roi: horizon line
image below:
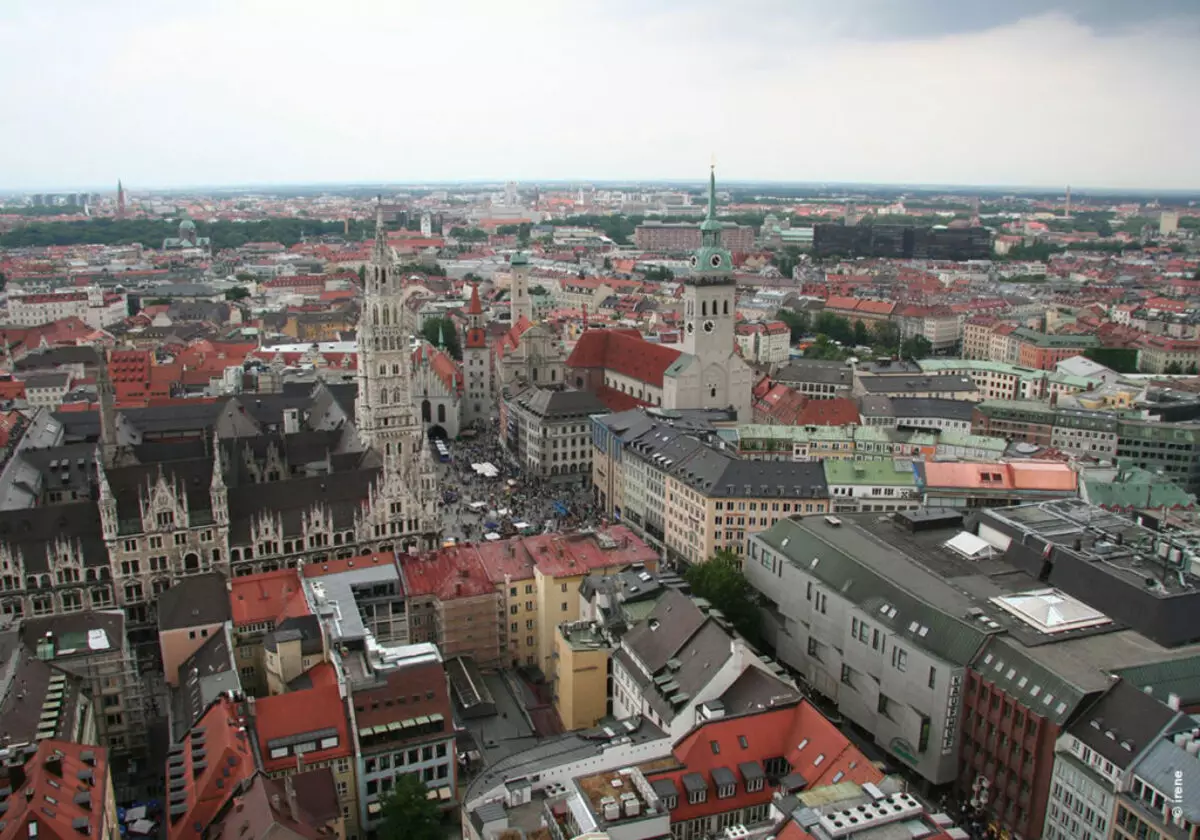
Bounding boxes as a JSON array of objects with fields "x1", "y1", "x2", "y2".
[{"x1": 3, "y1": 177, "x2": 1200, "y2": 197}]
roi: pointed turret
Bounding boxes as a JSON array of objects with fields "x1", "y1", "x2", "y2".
[
  {"x1": 436, "y1": 320, "x2": 446, "y2": 350},
  {"x1": 372, "y1": 196, "x2": 390, "y2": 266},
  {"x1": 466, "y1": 283, "x2": 483, "y2": 316},
  {"x1": 689, "y1": 164, "x2": 733, "y2": 281}
]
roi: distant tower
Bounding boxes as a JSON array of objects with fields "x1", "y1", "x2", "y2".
[
  {"x1": 504, "y1": 181, "x2": 518, "y2": 207},
  {"x1": 681, "y1": 165, "x2": 736, "y2": 362},
  {"x1": 509, "y1": 253, "x2": 533, "y2": 324},
  {"x1": 462, "y1": 283, "x2": 491, "y2": 425},
  {"x1": 420, "y1": 212, "x2": 432, "y2": 238},
  {"x1": 1064, "y1": 185, "x2": 1072, "y2": 219},
  {"x1": 970, "y1": 196, "x2": 981, "y2": 227},
  {"x1": 116, "y1": 180, "x2": 126, "y2": 219}
]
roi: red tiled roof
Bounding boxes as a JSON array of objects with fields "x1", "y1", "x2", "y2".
[
  {"x1": 254, "y1": 663, "x2": 351, "y2": 773},
  {"x1": 473, "y1": 538, "x2": 536, "y2": 584},
  {"x1": 565, "y1": 328, "x2": 681, "y2": 388},
  {"x1": 798, "y1": 397, "x2": 860, "y2": 427},
  {"x1": 592, "y1": 384, "x2": 651, "y2": 412},
  {"x1": 645, "y1": 701, "x2": 881, "y2": 827},
  {"x1": 922, "y1": 461, "x2": 1077, "y2": 492},
  {"x1": 228, "y1": 569, "x2": 310, "y2": 627},
  {"x1": 168, "y1": 696, "x2": 256, "y2": 840},
  {"x1": 401, "y1": 546, "x2": 495, "y2": 599},
  {"x1": 518, "y1": 526, "x2": 656, "y2": 578},
  {"x1": 352, "y1": 660, "x2": 452, "y2": 733},
  {"x1": 302, "y1": 552, "x2": 395, "y2": 578},
  {"x1": 0, "y1": 740, "x2": 112, "y2": 840}
]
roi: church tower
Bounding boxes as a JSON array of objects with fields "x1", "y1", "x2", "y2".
[
  {"x1": 462, "y1": 283, "x2": 491, "y2": 425},
  {"x1": 356, "y1": 201, "x2": 437, "y2": 527},
  {"x1": 509, "y1": 252, "x2": 533, "y2": 324},
  {"x1": 681, "y1": 165, "x2": 736, "y2": 362}
]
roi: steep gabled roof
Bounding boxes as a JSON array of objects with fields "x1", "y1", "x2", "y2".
[{"x1": 565, "y1": 328, "x2": 681, "y2": 388}]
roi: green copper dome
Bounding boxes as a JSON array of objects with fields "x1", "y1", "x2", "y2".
[
  {"x1": 689, "y1": 165, "x2": 732, "y2": 280},
  {"x1": 511, "y1": 251, "x2": 529, "y2": 267},
  {"x1": 179, "y1": 217, "x2": 197, "y2": 232}
]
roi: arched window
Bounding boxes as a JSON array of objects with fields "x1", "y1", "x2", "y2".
[
  {"x1": 701, "y1": 300, "x2": 707, "y2": 316},
  {"x1": 551, "y1": 369, "x2": 557, "y2": 382},
  {"x1": 184, "y1": 553, "x2": 200, "y2": 572},
  {"x1": 383, "y1": 307, "x2": 391, "y2": 326},
  {"x1": 380, "y1": 390, "x2": 388, "y2": 404},
  {"x1": 422, "y1": 400, "x2": 432, "y2": 422},
  {"x1": 710, "y1": 386, "x2": 717, "y2": 398},
  {"x1": 379, "y1": 364, "x2": 386, "y2": 375},
  {"x1": 723, "y1": 300, "x2": 729, "y2": 315},
  {"x1": 437, "y1": 403, "x2": 446, "y2": 422},
  {"x1": 231, "y1": 549, "x2": 241, "y2": 563},
  {"x1": 394, "y1": 387, "x2": 403, "y2": 403},
  {"x1": 373, "y1": 306, "x2": 380, "y2": 325}
]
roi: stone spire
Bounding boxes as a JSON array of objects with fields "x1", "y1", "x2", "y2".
[
  {"x1": 372, "y1": 196, "x2": 389, "y2": 266},
  {"x1": 96, "y1": 348, "x2": 118, "y2": 468},
  {"x1": 436, "y1": 320, "x2": 446, "y2": 350}
]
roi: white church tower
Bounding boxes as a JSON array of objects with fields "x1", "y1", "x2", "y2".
[
  {"x1": 666, "y1": 166, "x2": 753, "y2": 419},
  {"x1": 509, "y1": 252, "x2": 534, "y2": 325},
  {"x1": 356, "y1": 200, "x2": 439, "y2": 548},
  {"x1": 462, "y1": 283, "x2": 492, "y2": 425}
]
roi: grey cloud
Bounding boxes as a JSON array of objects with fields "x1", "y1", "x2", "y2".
[{"x1": 825, "y1": 0, "x2": 1200, "y2": 39}]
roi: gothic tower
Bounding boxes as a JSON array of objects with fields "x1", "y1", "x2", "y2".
[
  {"x1": 509, "y1": 252, "x2": 533, "y2": 324},
  {"x1": 356, "y1": 202, "x2": 437, "y2": 508},
  {"x1": 462, "y1": 283, "x2": 491, "y2": 425},
  {"x1": 681, "y1": 165, "x2": 736, "y2": 362}
]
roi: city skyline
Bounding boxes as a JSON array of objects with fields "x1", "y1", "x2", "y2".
[{"x1": 2, "y1": 0, "x2": 1200, "y2": 191}]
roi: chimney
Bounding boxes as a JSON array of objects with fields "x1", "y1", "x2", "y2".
[
  {"x1": 284, "y1": 775, "x2": 300, "y2": 823},
  {"x1": 1168, "y1": 692, "x2": 1181, "y2": 710}
]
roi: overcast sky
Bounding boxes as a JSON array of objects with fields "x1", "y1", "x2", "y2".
[{"x1": 2, "y1": 0, "x2": 1198, "y2": 191}]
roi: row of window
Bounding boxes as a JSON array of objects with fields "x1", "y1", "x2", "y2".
[{"x1": 364, "y1": 742, "x2": 447, "y2": 774}]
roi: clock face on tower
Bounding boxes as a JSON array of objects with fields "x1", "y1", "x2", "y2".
[
  {"x1": 702, "y1": 320, "x2": 716, "y2": 334},
  {"x1": 686, "y1": 322, "x2": 695, "y2": 334}
]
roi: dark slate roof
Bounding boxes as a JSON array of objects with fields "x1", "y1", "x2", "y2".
[
  {"x1": 510, "y1": 386, "x2": 609, "y2": 420},
  {"x1": 621, "y1": 589, "x2": 706, "y2": 674},
  {"x1": 1115, "y1": 654, "x2": 1200, "y2": 709},
  {"x1": 14, "y1": 346, "x2": 102, "y2": 371},
  {"x1": 175, "y1": 626, "x2": 238, "y2": 740},
  {"x1": 718, "y1": 667, "x2": 803, "y2": 716},
  {"x1": 0, "y1": 503, "x2": 107, "y2": 572},
  {"x1": 711, "y1": 766, "x2": 737, "y2": 787},
  {"x1": 755, "y1": 518, "x2": 989, "y2": 667},
  {"x1": 0, "y1": 629, "x2": 86, "y2": 744},
  {"x1": 891, "y1": 397, "x2": 977, "y2": 421},
  {"x1": 157, "y1": 573, "x2": 231, "y2": 631},
  {"x1": 264, "y1": 615, "x2": 323, "y2": 656},
  {"x1": 858, "y1": 395, "x2": 894, "y2": 418},
  {"x1": 775, "y1": 360, "x2": 853, "y2": 387},
  {"x1": 227, "y1": 467, "x2": 379, "y2": 542},
  {"x1": 107, "y1": 458, "x2": 215, "y2": 524},
  {"x1": 18, "y1": 443, "x2": 99, "y2": 495},
  {"x1": 857, "y1": 375, "x2": 977, "y2": 395},
  {"x1": 682, "y1": 772, "x2": 707, "y2": 793},
  {"x1": 1067, "y1": 679, "x2": 1184, "y2": 769},
  {"x1": 650, "y1": 778, "x2": 679, "y2": 799},
  {"x1": 20, "y1": 611, "x2": 125, "y2": 661},
  {"x1": 670, "y1": 448, "x2": 828, "y2": 499}
]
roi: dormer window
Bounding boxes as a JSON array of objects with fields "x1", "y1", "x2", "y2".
[
  {"x1": 689, "y1": 788, "x2": 706, "y2": 805},
  {"x1": 746, "y1": 777, "x2": 764, "y2": 793},
  {"x1": 717, "y1": 783, "x2": 735, "y2": 799}
]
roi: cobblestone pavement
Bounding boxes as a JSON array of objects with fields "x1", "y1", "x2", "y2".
[{"x1": 433, "y1": 435, "x2": 602, "y2": 544}]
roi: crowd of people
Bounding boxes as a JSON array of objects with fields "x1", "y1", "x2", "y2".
[{"x1": 435, "y1": 431, "x2": 601, "y2": 543}]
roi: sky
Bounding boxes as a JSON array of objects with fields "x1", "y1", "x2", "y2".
[{"x1": 2, "y1": 0, "x2": 1199, "y2": 192}]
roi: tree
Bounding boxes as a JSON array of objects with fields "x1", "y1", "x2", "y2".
[
  {"x1": 684, "y1": 549, "x2": 762, "y2": 649},
  {"x1": 776, "y1": 309, "x2": 810, "y2": 342},
  {"x1": 643, "y1": 266, "x2": 674, "y2": 282},
  {"x1": 224, "y1": 286, "x2": 251, "y2": 301},
  {"x1": 357, "y1": 265, "x2": 367, "y2": 285},
  {"x1": 449, "y1": 226, "x2": 488, "y2": 243},
  {"x1": 376, "y1": 773, "x2": 443, "y2": 840},
  {"x1": 871, "y1": 320, "x2": 900, "y2": 352},
  {"x1": 813, "y1": 311, "x2": 853, "y2": 345},
  {"x1": 1165, "y1": 362, "x2": 1184, "y2": 375},
  {"x1": 421, "y1": 317, "x2": 462, "y2": 360},
  {"x1": 235, "y1": 273, "x2": 256, "y2": 283},
  {"x1": 851, "y1": 319, "x2": 871, "y2": 347},
  {"x1": 1188, "y1": 363, "x2": 1198, "y2": 375},
  {"x1": 900, "y1": 335, "x2": 933, "y2": 360}
]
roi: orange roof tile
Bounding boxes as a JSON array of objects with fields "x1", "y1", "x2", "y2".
[
  {"x1": 168, "y1": 696, "x2": 256, "y2": 840},
  {"x1": 565, "y1": 328, "x2": 681, "y2": 388},
  {"x1": 228, "y1": 569, "x2": 310, "y2": 627},
  {"x1": 253, "y1": 663, "x2": 351, "y2": 773},
  {"x1": 0, "y1": 740, "x2": 113, "y2": 840}
]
